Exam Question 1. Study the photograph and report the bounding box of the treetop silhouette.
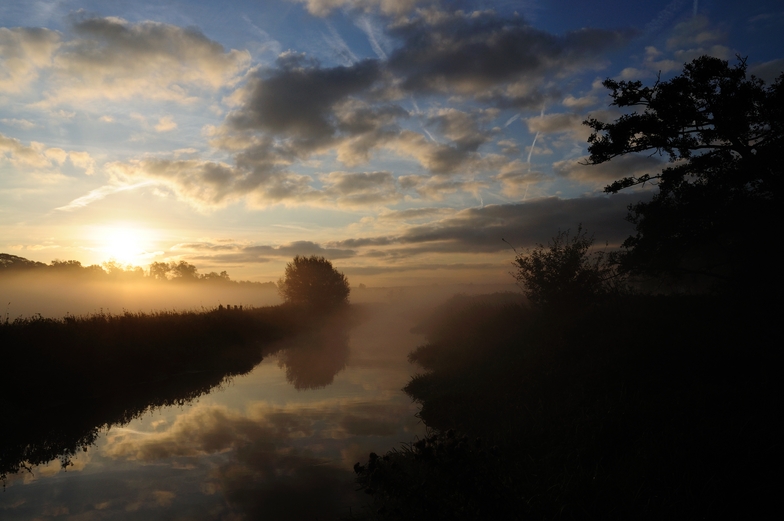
[277,255,350,310]
[584,55,783,288]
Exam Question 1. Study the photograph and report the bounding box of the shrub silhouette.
[277,255,350,310]
[512,225,615,310]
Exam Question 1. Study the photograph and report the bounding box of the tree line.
[0,253,276,288]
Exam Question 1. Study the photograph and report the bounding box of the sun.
[96,225,152,265]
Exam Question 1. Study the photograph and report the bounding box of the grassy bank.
[354,292,781,519]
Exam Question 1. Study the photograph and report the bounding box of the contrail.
[693,0,699,17]
[526,106,545,166]
[356,15,387,60]
[522,106,545,202]
[55,181,155,211]
[324,21,358,66]
[504,113,521,127]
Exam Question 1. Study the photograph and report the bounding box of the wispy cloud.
[55,181,155,211]
[323,20,358,66]
[356,15,388,60]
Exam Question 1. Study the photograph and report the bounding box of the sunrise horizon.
[3,0,781,288]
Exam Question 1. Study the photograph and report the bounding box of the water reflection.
[0,303,426,520]
[276,316,351,390]
[1,345,265,483]
[0,308,355,483]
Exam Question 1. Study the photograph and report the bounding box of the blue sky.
[1,0,782,284]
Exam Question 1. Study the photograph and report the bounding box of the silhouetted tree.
[149,261,171,281]
[513,225,614,309]
[277,255,350,310]
[584,56,783,289]
[169,260,198,280]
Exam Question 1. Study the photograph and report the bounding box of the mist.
[0,270,517,319]
[0,272,281,319]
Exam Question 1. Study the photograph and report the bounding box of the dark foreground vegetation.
[354,292,780,519]
[352,56,783,519]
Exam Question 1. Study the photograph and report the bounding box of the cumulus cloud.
[0,27,60,93]
[227,55,380,146]
[321,170,401,206]
[387,10,633,105]
[42,16,249,105]
[154,115,177,132]
[0,132,94,173]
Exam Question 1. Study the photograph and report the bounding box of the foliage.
[512,225,615,309]
[354,291,781,519]
[0,253,274,287]
[584,56,783,288]
[277,255,350,309]
[353,430,514,520]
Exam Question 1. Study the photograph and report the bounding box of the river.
[0,302,428,520]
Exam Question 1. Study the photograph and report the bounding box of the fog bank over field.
[1,272,518,319]
[1,274,282,319]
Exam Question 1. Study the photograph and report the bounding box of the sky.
[1,0,782,286]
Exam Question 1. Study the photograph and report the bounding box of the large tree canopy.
[277,255,350,309]
[584,56,783,289]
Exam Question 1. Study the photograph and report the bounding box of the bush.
[512,225,616,310]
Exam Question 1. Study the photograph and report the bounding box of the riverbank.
[0,304,346,481]
[354,292,781,519]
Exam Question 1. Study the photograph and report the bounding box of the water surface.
[1,303,427,520]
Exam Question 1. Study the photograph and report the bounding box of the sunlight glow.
[94,225,152,266]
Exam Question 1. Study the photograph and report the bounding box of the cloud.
[55,181,153,211]
[355,14,390,60]
[1,118,37,129]
[226,55,381,148]
[376,206,454,221]
[323,20,359,66]
[328,195,642,256]
[41,16,249,106]
[175,240,356,263]
[750,58,784,84]
[154,115,177,132]
[293,0,422,17]
[67,150,95,175]
[0,27,60,94]
[387,10,634,105]
[320,170,401,206]
[553,154,665,184]
[107,158,297,209]
[0,132,94,172]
